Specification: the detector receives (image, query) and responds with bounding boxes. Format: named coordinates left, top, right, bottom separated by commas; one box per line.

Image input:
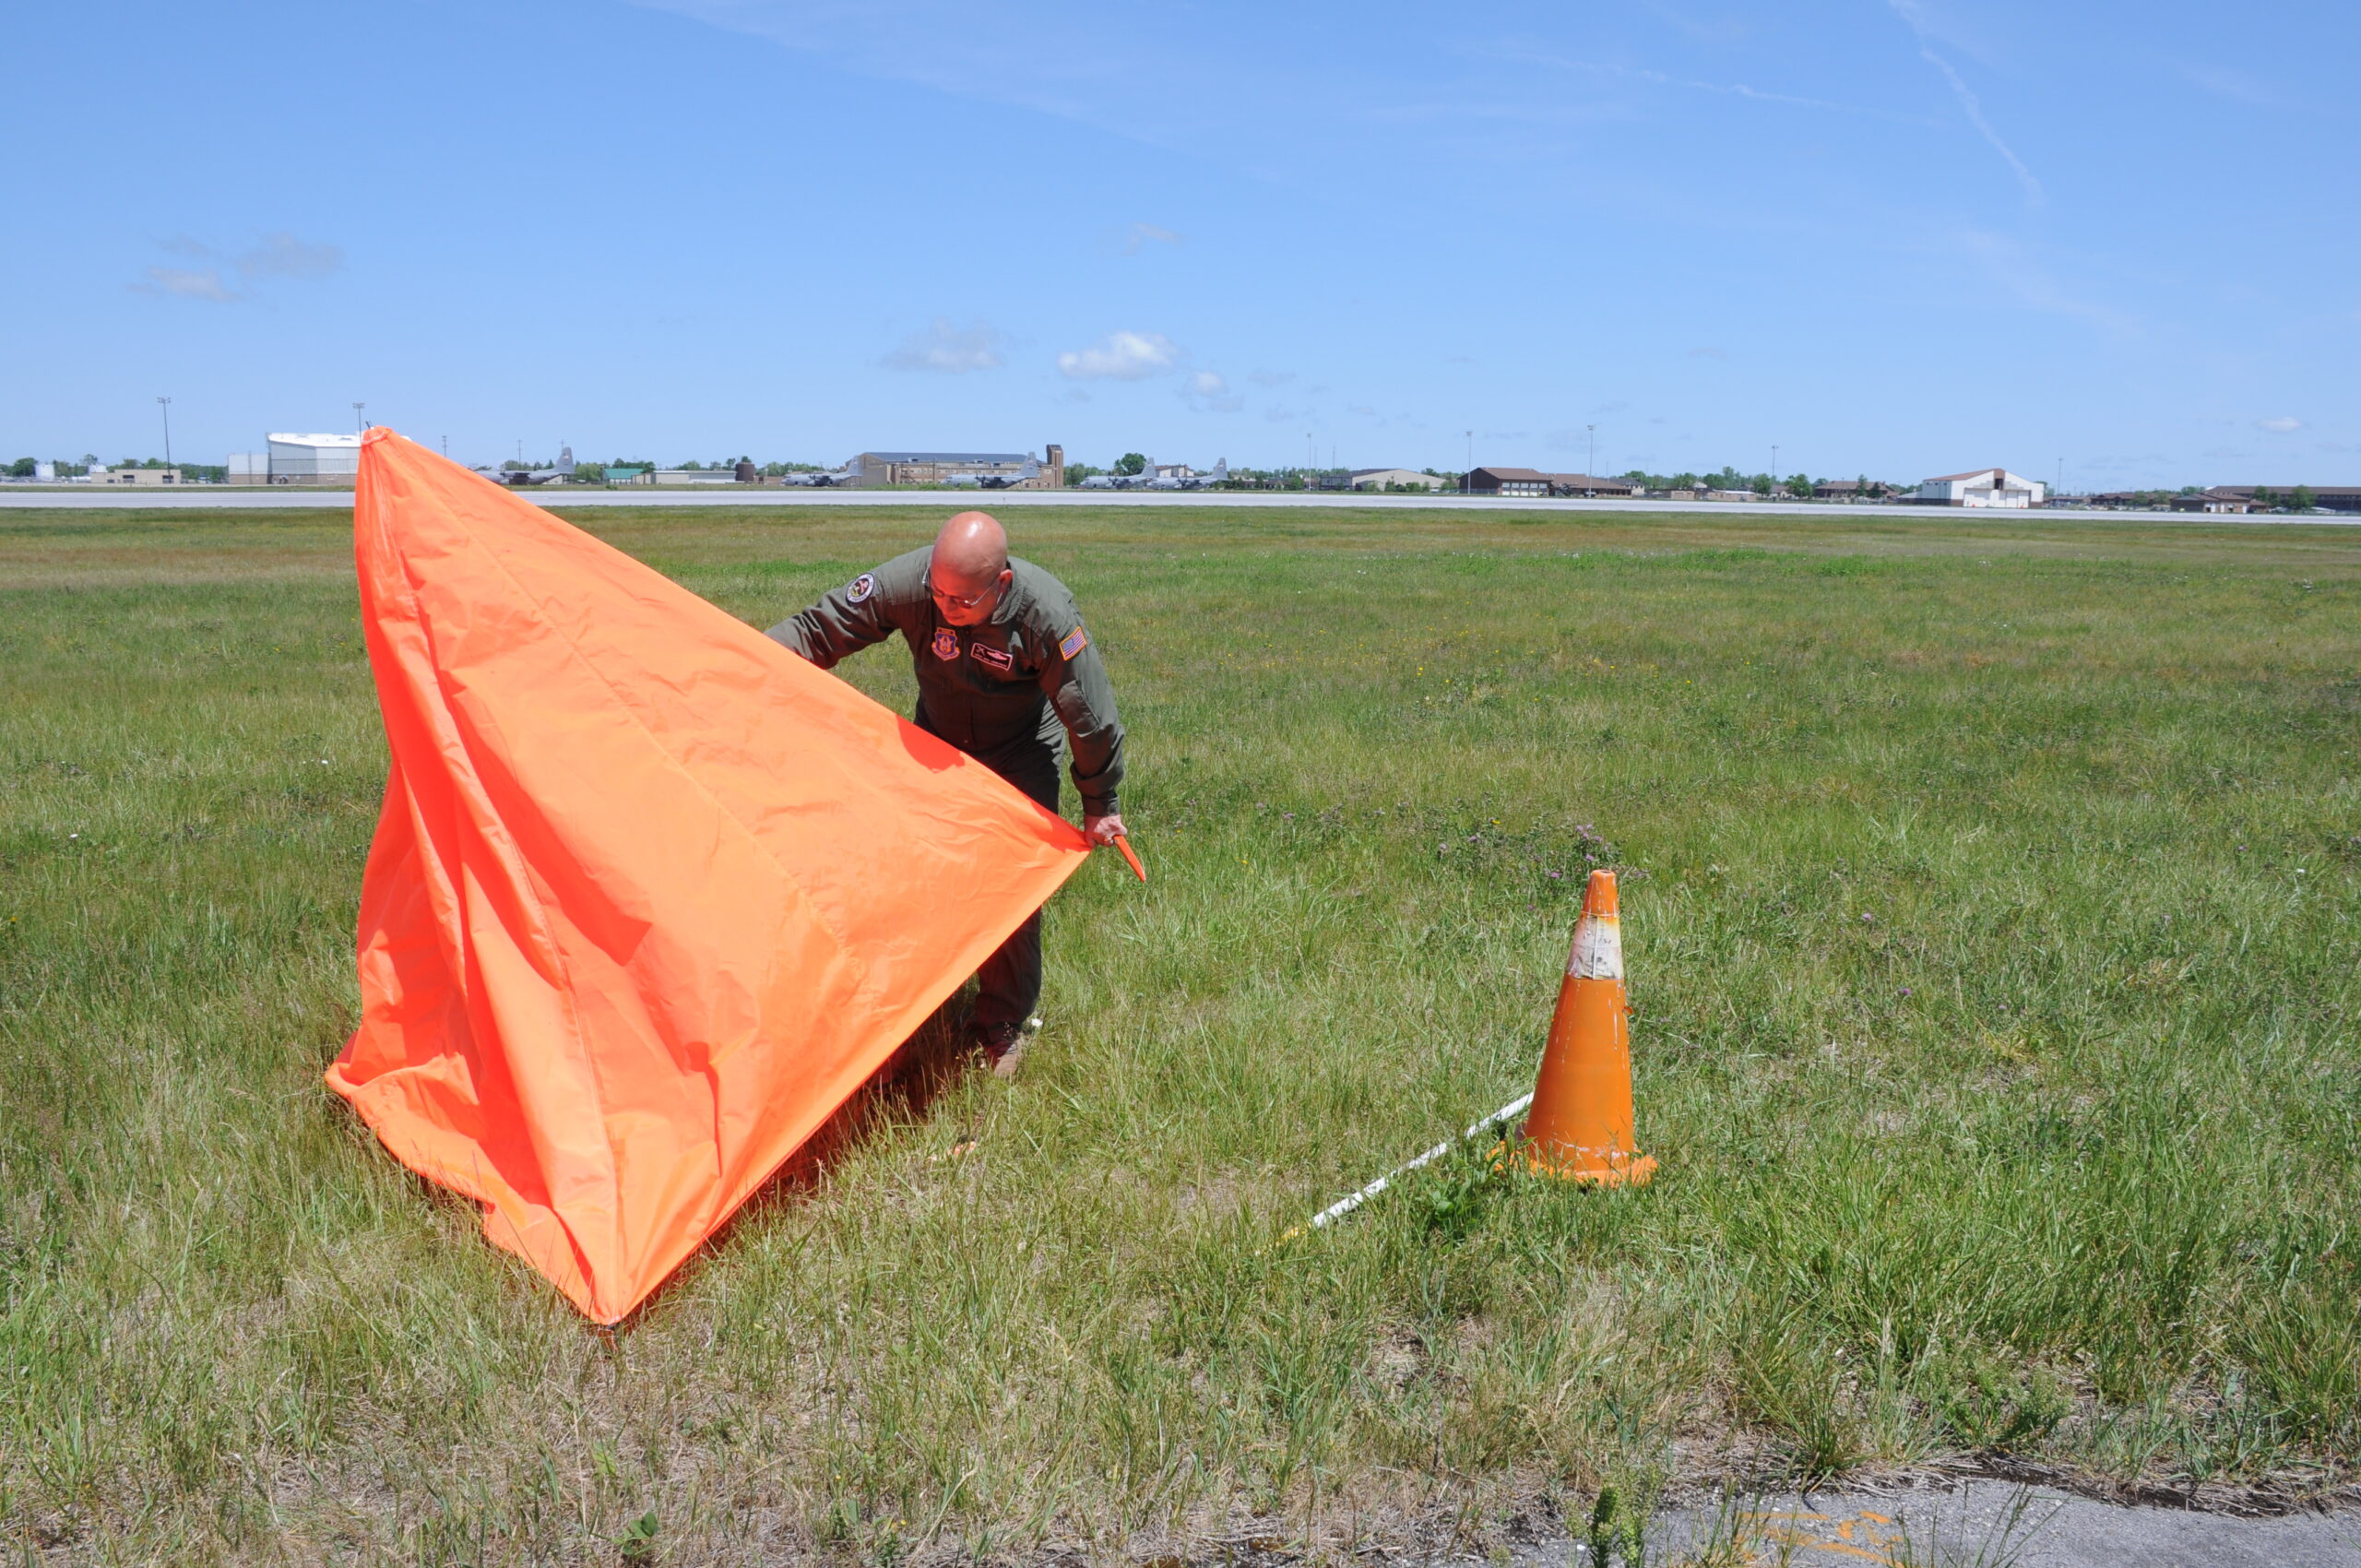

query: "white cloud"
left=238, top=232, right=344, bottom=279
left=1057, top=329, right=1179, bottom=381
left=881, top=316, right=1008, bottom=374
left=1183, top=370, right=1243, bottom=412
left=1121, top=222, right=1182, bottom=254
left=1643, top=2, right=1746, bottom=45
left=1957, top=229, right=2136, bottom=335
left=2181, top=65, right=2279, bottom=107
left=136, top=266, right=236, bottom=302
left=134, top=230, right=342, bottom=301
left=1507, top=46, right=1932, bottom=125
left=2254, top=415, right=2305, bottom=434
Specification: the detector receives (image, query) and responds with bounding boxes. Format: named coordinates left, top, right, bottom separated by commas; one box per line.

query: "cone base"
left=1513, top=1143, right=1657, bottom=1187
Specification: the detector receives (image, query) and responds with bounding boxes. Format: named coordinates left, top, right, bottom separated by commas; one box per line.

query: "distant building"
left=267, top=433, right=364, bottom=481
left=1349, top=468, right=1445, bottom=491
left=1916, top=468, right=2046, bottom=507
left=1466, top=467, right=1553, bottom=496
left=606, top=466, right=654, bottom=486
left=1813, top=480, right=1888, bottom=501
left=848, top=448, right=1060, bottom=489
left=227, top=452, right=269, bottom=485
left=93, top=466, right=184, bottom=485
left=2171, top=489, right=2258, bottom=515
left=2213, top=484, right=2361, bottom=514
left=651, top=468, right=741, bottom=486
left=1465, top=468, right=1635, bottom=497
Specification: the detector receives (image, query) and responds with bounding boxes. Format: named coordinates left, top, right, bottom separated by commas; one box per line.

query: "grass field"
left=4, top=502, right=2358, bottom=1563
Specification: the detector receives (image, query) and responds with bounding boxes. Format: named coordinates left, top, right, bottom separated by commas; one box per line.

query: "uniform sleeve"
left=1040, top=610, right=1125, bottom=816
left=766, top=560, right=908, bottom=668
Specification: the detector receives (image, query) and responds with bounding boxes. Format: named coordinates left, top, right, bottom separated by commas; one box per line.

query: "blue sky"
left=5, top=0, right=2355, bottom=487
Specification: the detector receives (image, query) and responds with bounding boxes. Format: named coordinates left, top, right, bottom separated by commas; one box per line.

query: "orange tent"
left=326, top=429, right=1089, bottom=1323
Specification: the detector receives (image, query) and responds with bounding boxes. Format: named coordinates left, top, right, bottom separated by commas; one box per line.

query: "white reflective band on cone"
left=1567, top=913, right=1623, bottom=980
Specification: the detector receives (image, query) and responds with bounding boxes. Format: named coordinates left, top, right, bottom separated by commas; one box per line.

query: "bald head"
left=928, top=510, right=1014, bottom=625
left=934, top=510, right=1009, bottom=579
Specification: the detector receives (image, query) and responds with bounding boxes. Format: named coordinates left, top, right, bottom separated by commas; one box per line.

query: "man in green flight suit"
left=768, top=510, right=1126, bottom=1076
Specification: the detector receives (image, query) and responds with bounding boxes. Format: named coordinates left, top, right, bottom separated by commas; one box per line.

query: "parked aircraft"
left=1078, top=457, right=1158, bottom=491
left=479, top=445, right=576, bottom=487
left=1147, top=458, right=1228, bottom=491
left=778, top=456, right=866, bottom=488
left=944, top=457, right=1041, bottom=490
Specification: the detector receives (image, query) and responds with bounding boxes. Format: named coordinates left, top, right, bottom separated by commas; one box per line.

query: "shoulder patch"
left=1059, top=624, right=1089, bottom=660
left=847, top=572, right=875, bottom=603
left=931, top=627, right=960, bottom=661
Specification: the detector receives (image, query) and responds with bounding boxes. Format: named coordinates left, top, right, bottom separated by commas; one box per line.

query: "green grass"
left=3, top=503, right=2358, bottom=1562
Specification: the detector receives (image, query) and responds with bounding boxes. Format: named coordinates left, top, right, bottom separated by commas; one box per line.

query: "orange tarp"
left=326, top=429, right=1088, bottom=1322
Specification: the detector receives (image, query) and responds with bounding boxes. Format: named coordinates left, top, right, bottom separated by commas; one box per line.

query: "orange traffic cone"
left=1517, top=869, right=1656, bottom=1185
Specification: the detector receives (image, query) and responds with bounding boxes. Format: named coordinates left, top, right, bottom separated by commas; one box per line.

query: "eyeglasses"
left=927, top=576, right=1000, bottom=612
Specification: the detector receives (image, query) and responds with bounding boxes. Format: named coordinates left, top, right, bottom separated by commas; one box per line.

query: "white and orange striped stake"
left=1513, top=868, right=1655, bottom=1185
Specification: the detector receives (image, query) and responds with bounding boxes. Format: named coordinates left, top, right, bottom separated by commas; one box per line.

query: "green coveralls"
left=766, top=547, right=1125, bottom=1031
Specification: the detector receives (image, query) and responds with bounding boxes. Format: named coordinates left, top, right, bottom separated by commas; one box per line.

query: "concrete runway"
left=1517, top=1483, right=2361, bottom=1566
left=0, top=486, right=2324, bottom=527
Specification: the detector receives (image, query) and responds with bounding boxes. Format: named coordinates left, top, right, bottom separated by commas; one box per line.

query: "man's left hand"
left=1084, top=813, right=1127, bottom=846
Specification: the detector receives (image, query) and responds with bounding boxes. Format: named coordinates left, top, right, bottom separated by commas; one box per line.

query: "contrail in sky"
left=1886, top=0, right=2043, bottom=205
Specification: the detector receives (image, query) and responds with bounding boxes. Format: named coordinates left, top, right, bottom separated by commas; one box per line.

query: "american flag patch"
left=1059, top=625, right=1088, bottom=659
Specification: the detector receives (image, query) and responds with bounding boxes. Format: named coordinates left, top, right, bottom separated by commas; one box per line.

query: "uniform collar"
left=986, top=558, right=1030, bottom=628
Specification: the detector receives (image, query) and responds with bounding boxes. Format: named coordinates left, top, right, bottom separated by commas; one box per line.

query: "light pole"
left=1587, top=423, right=1596, bottom=492
left=353, top=402, right=365, bottom=434
left=156, top=397, right=172, bottom=467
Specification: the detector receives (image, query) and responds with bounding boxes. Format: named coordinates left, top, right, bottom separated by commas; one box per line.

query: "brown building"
left=2213, top=484, right=2361, bottom=513
left=2170, top=489, right=2258, bottom=514
left=1813, top=479, right=1892, bottom=501
left=1464, top=467, right=1635, bottom=497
